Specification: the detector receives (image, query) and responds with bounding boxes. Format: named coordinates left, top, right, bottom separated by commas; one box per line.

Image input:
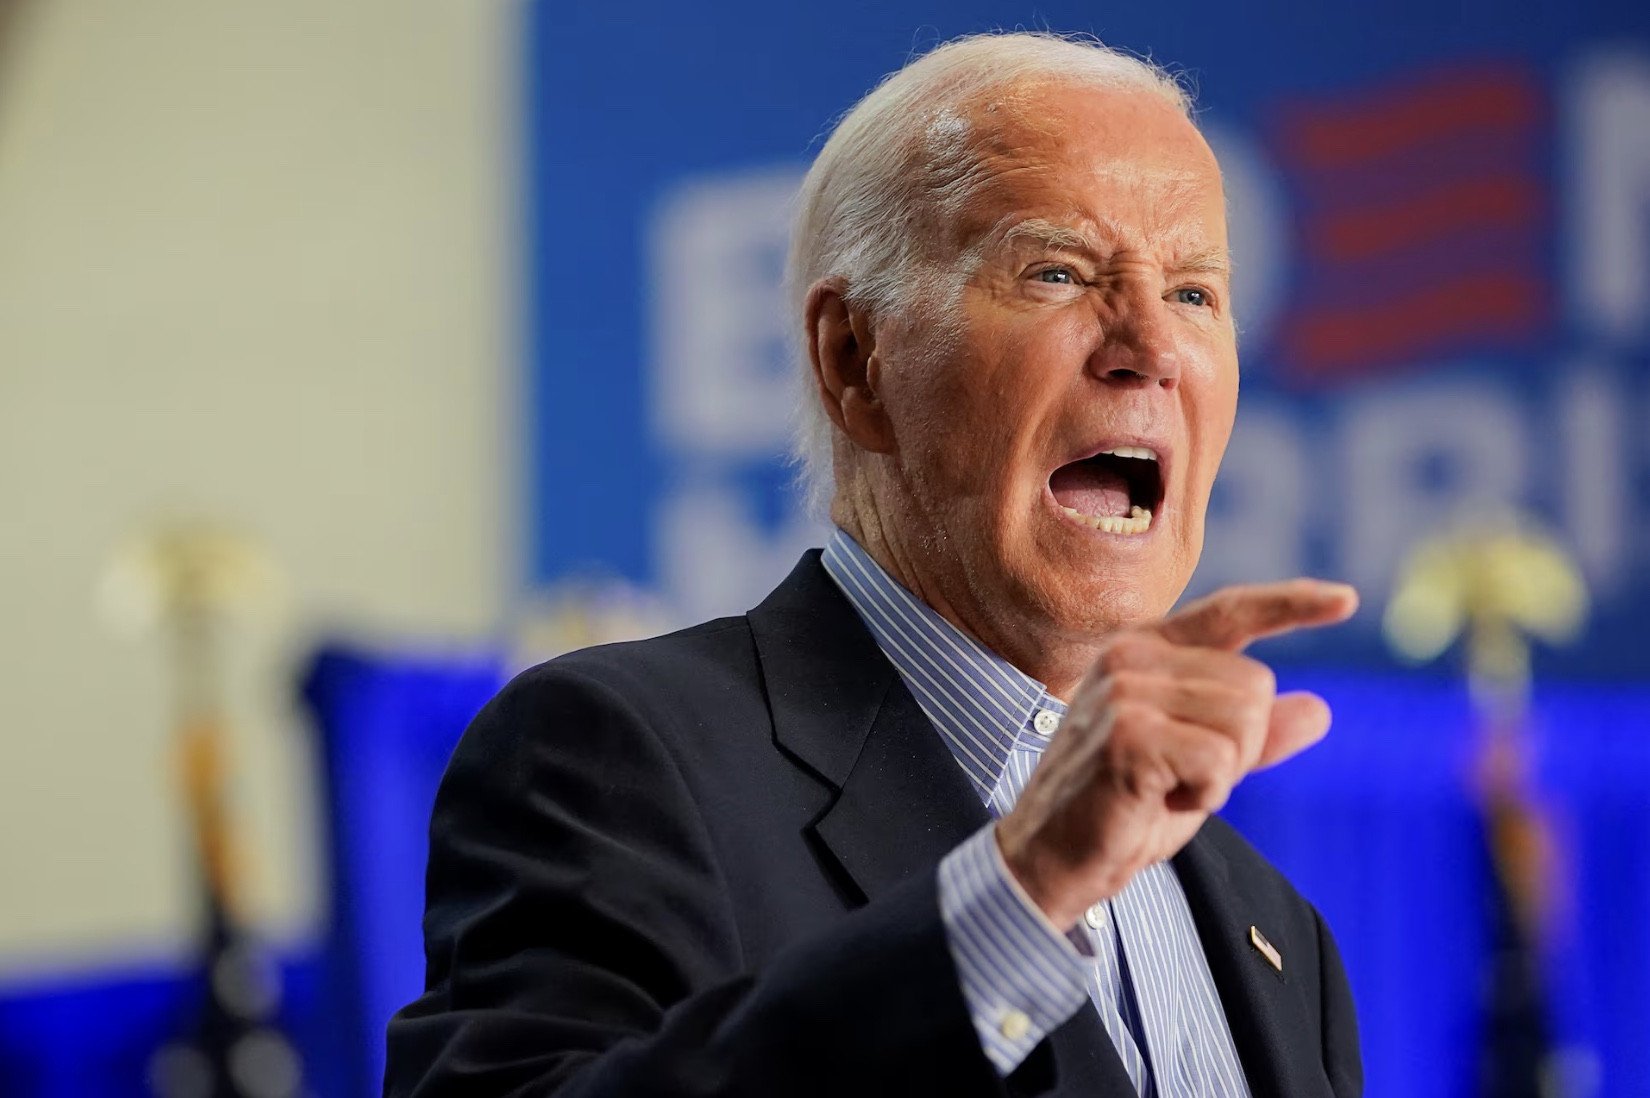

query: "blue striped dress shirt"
left=821, top=529, right=1252, bottom=1097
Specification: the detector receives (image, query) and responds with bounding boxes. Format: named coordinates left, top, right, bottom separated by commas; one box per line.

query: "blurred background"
left=1, top=1, right=1647, bottom=1096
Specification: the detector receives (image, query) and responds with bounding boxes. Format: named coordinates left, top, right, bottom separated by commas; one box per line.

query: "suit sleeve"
left=1313, top=905, right=1364, bottom=1097
left=383, top=664, right=1010, bottom=1098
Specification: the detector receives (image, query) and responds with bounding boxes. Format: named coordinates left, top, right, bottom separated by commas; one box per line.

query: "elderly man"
left=387, top=31, right=1362, bottom=1098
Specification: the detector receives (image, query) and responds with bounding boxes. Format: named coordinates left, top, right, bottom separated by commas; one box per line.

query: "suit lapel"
left=749, top=551, right=989, bottom=898
left=753, top=555, right=1333, bottom=1096
left=748, top=552, right=1135, bottom=1095
left=1174, top=823, right=1329, bottom=1097
left=811, top=678, right=991, bottom=897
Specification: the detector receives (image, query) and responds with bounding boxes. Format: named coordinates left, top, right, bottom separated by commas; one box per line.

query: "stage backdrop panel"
left=528, top=0, right=1650, bottom=678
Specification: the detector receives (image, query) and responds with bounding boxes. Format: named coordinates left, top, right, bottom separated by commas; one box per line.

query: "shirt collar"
left=820, top=528, right=1065, bottom=802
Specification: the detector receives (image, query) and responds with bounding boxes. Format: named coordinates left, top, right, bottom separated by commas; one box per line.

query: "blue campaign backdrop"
left=528, top=0, right=1650, bottom=677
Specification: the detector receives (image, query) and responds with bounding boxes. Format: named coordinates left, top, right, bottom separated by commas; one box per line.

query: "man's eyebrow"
left=994, top=218, right=1233, bottom=280
left=998, top=217, right=1098, bottom=252
left=1172, top=250, right=1233, bottom=280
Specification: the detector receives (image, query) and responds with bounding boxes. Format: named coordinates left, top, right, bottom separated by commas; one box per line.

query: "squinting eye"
left=1173, top=287, right=1212, bottom=307
left=1035, top=267, right=1076, bottom=285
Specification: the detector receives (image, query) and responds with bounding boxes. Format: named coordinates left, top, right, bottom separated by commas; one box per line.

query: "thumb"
left=1253, top=691, right=1332, bottom=771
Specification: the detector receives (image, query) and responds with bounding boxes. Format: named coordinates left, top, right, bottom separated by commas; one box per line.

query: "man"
left=387, top=31, right=1363, bottom=1097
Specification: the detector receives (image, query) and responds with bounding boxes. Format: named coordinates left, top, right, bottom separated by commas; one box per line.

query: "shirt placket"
left=1000, top=711, right=1156, bottom=1098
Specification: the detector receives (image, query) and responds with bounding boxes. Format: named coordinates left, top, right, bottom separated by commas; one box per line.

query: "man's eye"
left=1173, top=287, right=1212, bottom=307
left=1035, top=267, right=1077, bottom=285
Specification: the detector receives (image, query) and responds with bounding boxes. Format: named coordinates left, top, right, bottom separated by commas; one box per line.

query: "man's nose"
left=1088, top=304, right=1183, bottom=389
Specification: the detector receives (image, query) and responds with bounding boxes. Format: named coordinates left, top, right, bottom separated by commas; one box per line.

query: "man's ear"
left=804, top=279, right=897, bottom=454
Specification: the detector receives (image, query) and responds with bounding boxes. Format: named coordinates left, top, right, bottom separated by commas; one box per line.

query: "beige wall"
left=0, top=0, right=513, bottom=972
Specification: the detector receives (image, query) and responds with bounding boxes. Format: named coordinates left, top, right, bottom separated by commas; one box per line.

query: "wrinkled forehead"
left=920, top=82, right=1227, bottom=259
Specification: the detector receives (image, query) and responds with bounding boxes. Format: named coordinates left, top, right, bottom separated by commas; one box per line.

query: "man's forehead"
left=975, top=149, right=1229, bottom=252
left=980, top=131, right=1222, bottom=205
left=965, top=80, right=1213, bottom=162
left=923, top=82, right=1226, bottom=262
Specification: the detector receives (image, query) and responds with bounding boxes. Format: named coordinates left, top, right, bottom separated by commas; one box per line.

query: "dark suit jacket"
left=385, top=552, right=1362, bottom=1097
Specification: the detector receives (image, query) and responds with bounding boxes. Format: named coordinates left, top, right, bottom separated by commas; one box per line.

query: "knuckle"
left=1186, top=741, right=1238, bottom=811
left=1108, top=697, right=1164, bottom=738
left=1097, top=630, right=1158, bottom=673
left=1129, top=762, right=1178, bottom=801
left=1103, top=730, right=1171, bottom=795
left=1206, top=592, right=1244, bottom=634
left=1172, top=678, right=1215, bottom=715
left=1181, top=733, right=1237, bottom=787
left=1100, top=670, right=1146, bottom=706
left=1181, top=781, right=1228, bottom=813
left=1230, top=688, right=1271, bottom=734
left=1239, top=657, right=1277, bottom=697
left=1206, top=733, right=1242, bottom=778
left=1201, top=784, right=1234, bottom=812
left=1090, top=671, right=1165, bottom=722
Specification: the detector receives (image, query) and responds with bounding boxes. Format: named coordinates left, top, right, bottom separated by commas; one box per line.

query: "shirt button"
left=1033, top=709, right=1061, bottom=736
left=1084, top=904, right=1106, bottom=930
left=998, top=1009, right=1032, bottom=1041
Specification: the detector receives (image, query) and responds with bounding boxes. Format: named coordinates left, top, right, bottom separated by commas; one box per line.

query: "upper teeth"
left=1101, top=446, right=1157, bottom=461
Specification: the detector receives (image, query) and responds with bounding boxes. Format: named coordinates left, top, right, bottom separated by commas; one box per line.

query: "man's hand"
left=995, top=580, right=1359, bottom=931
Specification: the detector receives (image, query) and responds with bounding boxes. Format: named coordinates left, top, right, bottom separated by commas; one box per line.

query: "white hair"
left=786, top=31, right=1195, bottom=514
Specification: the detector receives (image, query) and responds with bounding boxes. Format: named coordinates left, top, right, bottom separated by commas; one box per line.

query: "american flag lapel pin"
left=1249, top=925, right=1283, bottom=973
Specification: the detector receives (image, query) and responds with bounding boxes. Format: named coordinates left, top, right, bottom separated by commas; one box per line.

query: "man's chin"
left=1066, top=589, right=1165, bottom=636
left=1015, top=568, right=1172, bottom=639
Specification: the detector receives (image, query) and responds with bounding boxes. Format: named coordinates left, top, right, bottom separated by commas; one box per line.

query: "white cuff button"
left=998, top=1009, right=1032, bottom=1042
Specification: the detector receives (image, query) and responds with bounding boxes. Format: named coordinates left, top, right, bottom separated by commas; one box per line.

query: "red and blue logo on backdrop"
left=1276, top=63, right=1552, bottom=376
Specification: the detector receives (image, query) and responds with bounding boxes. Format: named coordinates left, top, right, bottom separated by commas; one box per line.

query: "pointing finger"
left=1157, top=579, right=1359, bottom=653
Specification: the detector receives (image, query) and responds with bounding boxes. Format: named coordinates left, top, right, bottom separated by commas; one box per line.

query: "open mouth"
left=1048, top=445, right=1164, bottom=536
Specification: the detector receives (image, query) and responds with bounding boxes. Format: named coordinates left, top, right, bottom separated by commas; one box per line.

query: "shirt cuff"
left=936, top=824, right=1090, bottom=1075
